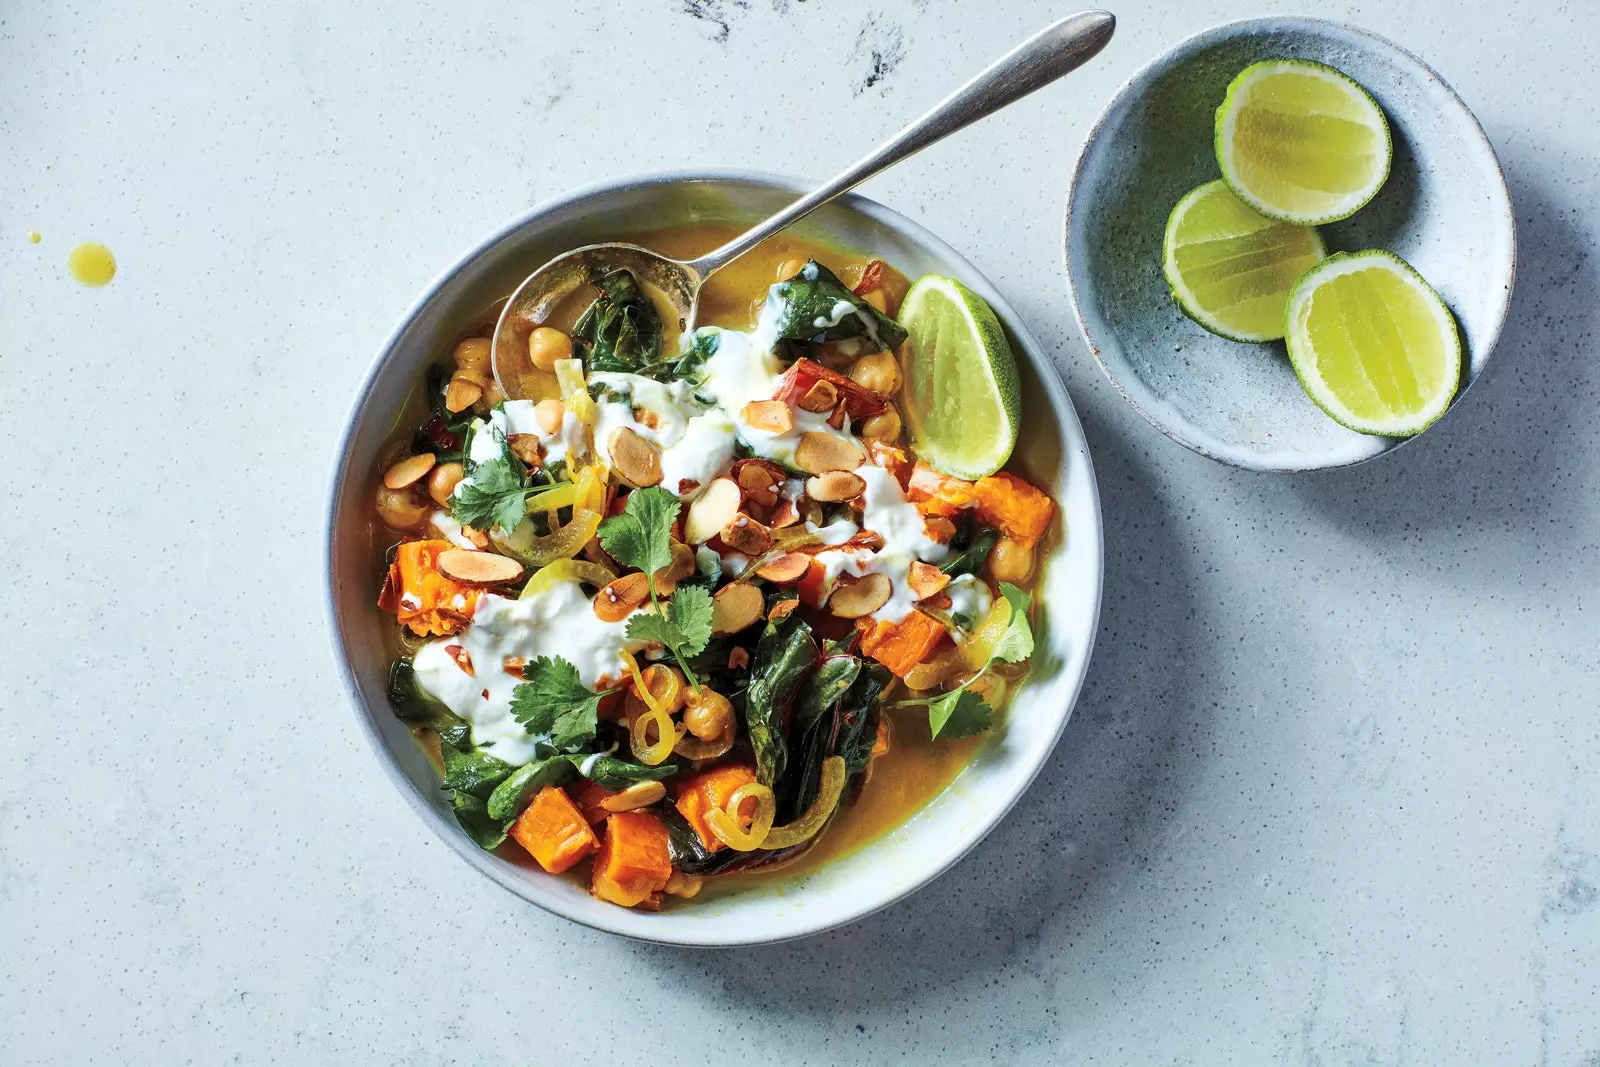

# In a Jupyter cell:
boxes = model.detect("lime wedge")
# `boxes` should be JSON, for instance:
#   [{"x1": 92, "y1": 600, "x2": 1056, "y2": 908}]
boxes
[
  {"x1": 898, "y1": 275, "x2": 1021, "y2": 479},
  {"x1": 1285, "y1": 250, "x2": 1461, "y2": 436},
  {"x1": 1215, "y1": 59, "x2": 1391, "y2": 225},
  {"x1": 1162, "y1": 179, "x2": 1327, "y2": 342}
]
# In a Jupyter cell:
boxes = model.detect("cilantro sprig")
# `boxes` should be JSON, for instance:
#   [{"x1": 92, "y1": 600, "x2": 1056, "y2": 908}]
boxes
[
  {"x1": 597, "y1": 486, "x2": 712, "y2": 687},
  {"x1": 899, "y1": 582, "x2": 1035, "y2": 740},
  {"x1": 508, "y1": 656, "x2": 603, "y2": 752},
  {"x1": 449, "y1": 427, "x2": 568, "y2": 533}
]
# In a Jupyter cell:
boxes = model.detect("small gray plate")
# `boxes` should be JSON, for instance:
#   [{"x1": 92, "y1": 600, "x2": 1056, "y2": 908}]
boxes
[{"x1": 1065, "y1": 16, "x2": 1516, "y2": 471}]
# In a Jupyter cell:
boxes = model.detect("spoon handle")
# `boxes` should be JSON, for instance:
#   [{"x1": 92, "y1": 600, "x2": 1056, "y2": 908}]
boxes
[{"x1": 686, "y1": 10, "x2": 1115, "y2": 280}]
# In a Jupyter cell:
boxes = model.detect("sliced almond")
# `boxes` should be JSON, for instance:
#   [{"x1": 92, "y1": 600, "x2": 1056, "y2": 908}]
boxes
[
  {"x1": 721, "y1": 513, "x2": 773, "y2": 556},
  {"x1": 728, "y1": 647, "x2": 751, "y2": 670},
  {"x1": 506, "y1": 434, "x2": 544, "y2": 468},
  {"x1": 797, "y1": 379, "x2": 839, "y2": 413},
  {"x1": 444, "y1": 377, "x2": 482, "y2": 412},
  {"x1": 582, "y1": 536, "x2": 617, "y2": 570},
  {"x1": 445, "y1": 645, "x2": 475, "y2": 676},
  {"x1": 767, "y1": 597, "x2": 800, "y2": 621},
  {"x1": 502, "y1": 656, "x2": 527, "y2": 679},
  {"x1": 600, "y1": 780, "x2": 667, "y2": 813},
  {"x1": 632, "y1": 407, "x2": 665, "y2": 432},
  {"x1": 653, "y1": 541, "x2": 695, "y2": 594},
  {"x1": 827, "y1": 572, "x2": 892, "y2": 618},
  {"x1": 794, "y1": 432, "x2": 866, "y2": 474},
  {"x1": 608, "y1": 427, "x2": 663, "y2": 488},
  {"x1": 767, "y1": 497, "x2": 800, "y2": 528},
  {"x1": 383, "y1": 453, "x2": 437, "y2": 490},
  {"x1": 923, "y1": 516, "x2": 957, "y2": 544},
  {"x1": 437, "y1": 549, "x2": 524, "y2": 586},
  {"x1": 594, "y1": 571, "x2": 651, "y2": 623},
  {"x1": 741, "y1": 399, "x2": 794, "y2": 435},
  {"x1": 908, "y1": 560, "x2": 952, "y2": 600},
  {"x1": 805, "y1": 470, "x2": 866, "y2": 503},
  {"x1": 755, "y1": 552, "x2": 811, "y2": 583},
  {"x1": 734, "y1": 459, "x2": 785, "y2": 510},
  {"x1": 683, "y1": 477, "x2": 741, "y2": 544},
  {"x1": 674, "y1": 477, "x2": 701, "y2": 497},
  {"x1": 462, "y1": 525, "x2": 490, "y2": 549},
  {"x1": 711, "y1": 581, "x2": 765, "y2": 636}
]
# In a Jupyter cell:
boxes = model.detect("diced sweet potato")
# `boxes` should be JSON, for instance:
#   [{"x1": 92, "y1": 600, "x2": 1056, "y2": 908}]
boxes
[
  {"x1": 568, "y1": 779, "x2": 616, "y2": 825},
  {"x1": 382, "y1": 539, "x2": 481, "y2": 637},
  {"x1": 906, "y1": 464, "x2": 978, "y2": 517},
  {"x1": 510, "y1": 785, "x2": 598, "y2": 874},
  {"x1": 973, "y1": 472, "x2": 1054, "y2": 550},
  {"x1": 674, "y1": 764, "x2": 758, "y2": 852},
  {"x1": 796, "y1": 557, "x2": 830, "y2": 608},
  {"x1": 590, "y1": 810, "x2": 673, "y2": 908},
  {"x1": 858, "y1": 610, "x2": 949, "y2": 678}
]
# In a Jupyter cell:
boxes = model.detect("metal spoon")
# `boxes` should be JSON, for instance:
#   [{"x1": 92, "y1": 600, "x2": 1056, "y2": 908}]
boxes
[{"x1": 491, "y1": 9, "x2": 1116, "y2": 401}]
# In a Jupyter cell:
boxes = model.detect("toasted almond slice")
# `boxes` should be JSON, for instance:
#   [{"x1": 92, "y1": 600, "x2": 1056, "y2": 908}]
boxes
[
  {"x1": 734, "y1": 460, "x2": 783, "y2": 509},
  {"x1": 654, "y1": 541, "x2": 695, "y2": 594},
  {"x1": 923, "y1": 516, "x2": 957, "y2": 544},
  {"x1": 768, "y1": 597, "x2": 800, "y2": 621},
  {"x1": 728, "y1": 647, "x2": 751, "y2": 670},
  {"x1": 437, "y1": 549, "x2": 524, "y2": 585},
  {"x1": 506, "y1": 434, "x2": 544, "y2": 467},
  {"x1": 445, "y1": 644, "x2": 475, "y2": 676},
  {"x1": 383, "y1": 453, "x2": 437, "y2": 490},
  {"x1": 767, "y1": 497, "x2": 800, "y2": 528},
  {"x1": 827, "y1": 572, "x2": 892, "y2": 618},
  {"x1": 805, "y1": 470, "x2": 866, "y2": 503},
  {"x1": 908, "y1": 560, "x2": 952, "y2": 600},
  {"x1": 462, "y1": 525, "x2": 490, "y2": 549},
  {"x1": 502, "y1": 656, "x2": 527, "y2": 679},
  {"x1": 684, "y1": 477, "x2": 742, "y2": 544},
  {"x1": 798, "y1": 379, "x2": 839, "y2": 413},
  {"x1": 741, "y1": 399, "x2": 794, "y2": 434},
  {"x1": 608, "y1": 426, "x2": 663, "y2": 488},
  {"x1": 711, "y1": 581, "x2": 765, "y2": 636},
  {"x1": 755, "y1": 552, "x2": 811, "y2": 583},
  {"x1": 721, "y1": 513, "x2": 773, "y2": 556},
  {"x1": 444, "y1": 377, "x2": 482, "y2": 412},
  {"x1": 600, "y1": 780, "x2": 667, "y2": 813},
  {"x1": 794, "y1": 432, "x2": 866, "y2": 474},
  {"x1": 594, "y1": 572, "x2": 651, "y2": 623}
]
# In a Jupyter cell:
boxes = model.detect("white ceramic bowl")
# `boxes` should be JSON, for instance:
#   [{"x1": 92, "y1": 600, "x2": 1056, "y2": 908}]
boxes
[
  {"x1": 1065, "y1": 17, "x2": 1516, "y2": 471},
  {"x1": 324, "y1": 171, "x2": 1104, "y2": 945}
]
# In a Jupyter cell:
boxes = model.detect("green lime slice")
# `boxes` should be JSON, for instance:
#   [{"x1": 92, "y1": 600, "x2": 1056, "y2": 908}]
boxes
[
  {"x1": 1284, "y1": 250, "x2": 1461, "y2": 436},
  {"x1": 1162, "y1": 179, "x2": 1327, "y2": 342},
  {"x1": 897, "y1": 275, "x2": 1021, "y2": 480},
  {"x1": 1215, "y1": 59, "x2": 1392, "y2": 225}
]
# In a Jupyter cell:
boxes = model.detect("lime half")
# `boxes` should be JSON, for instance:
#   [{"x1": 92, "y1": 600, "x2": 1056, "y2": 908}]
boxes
[
  {"x1": 1215, "y1": 59, "x2": 1392, "y2": 225},
  {"x1": 898, "y1": 275, "x2": 1021, "y2": 480},
  {"x1": 1285, "y1": 250, "x2": 1461, "y2": 436},
  {"x1": 1163, "y1": 179, "x2": 1327, "y2": 342}
]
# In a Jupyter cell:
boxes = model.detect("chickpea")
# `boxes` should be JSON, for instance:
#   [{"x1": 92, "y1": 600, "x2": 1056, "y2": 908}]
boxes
[
  {"x1": 682, "y1": 687, "x2": 735, "y2": 741},
  {"x1": 528, "y1": 327, "x2": 573, "y2": 372},
  {"x1": 987, "y1": 536, "x2": 1035, "y2": 584},
  {"x1": 375, "y1": 484, "x2": 429, "y2": 530},
  {"x1": 850, "y1": 351, "x2": 902, "y2": 396},
  {"x1": 453, "y1": 337, "x2": 492, "y2": 373},
  {"x1": 775, "y1": 257, "x2": 808, "y2": 281},
  {"x1": 860, "y1": 405, "x2": 902, "y2": 442},
  {"x1": 427, "y1": 461, "x2": 465, "y2": 507},
  {"x1": 534, "y1": 398, "x2": 566, "y2": 435}
]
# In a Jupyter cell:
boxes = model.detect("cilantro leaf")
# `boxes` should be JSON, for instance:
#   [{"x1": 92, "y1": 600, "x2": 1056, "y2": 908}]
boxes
[
  {"x1": 990, "y1": 582, "x2": 1035, "y2": 664},
  {"x1": 598, "y1": 486, "x2": 679, "y2": 577},
  {"x1": 928, "y1": 688, "x2": 993, "y2": 740},
  {"x1": 666, "y1": 584, "x2": 713, "y2": 658},
  {"x1": 449, "y1": 454, "x2": 530, "y2": 533},
  {"x1": 508, "y1": 656, "x2": 602, "y2": 753},
  {"x1": 625, "y1": 611, "x2": 683, "y2": 651}
]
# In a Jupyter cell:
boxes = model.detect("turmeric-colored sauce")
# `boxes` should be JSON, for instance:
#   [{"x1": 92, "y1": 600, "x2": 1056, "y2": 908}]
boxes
[{"x1": 68, "y1": 242, "x2": 116, "y2": 286}]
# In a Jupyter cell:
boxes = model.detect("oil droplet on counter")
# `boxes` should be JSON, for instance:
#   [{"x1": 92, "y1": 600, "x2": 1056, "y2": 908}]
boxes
[
  {"x1": 27, "y1": 231, "x2": 42, "y2": 244},
  {"x1": 69, "y1": 242, "x2": 116, "y2": 287}
]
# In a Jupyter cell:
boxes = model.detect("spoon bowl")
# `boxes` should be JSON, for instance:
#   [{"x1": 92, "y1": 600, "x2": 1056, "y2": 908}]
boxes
[{"x1": 490, "y1": 10, "x2": 1115, "y2": 401}]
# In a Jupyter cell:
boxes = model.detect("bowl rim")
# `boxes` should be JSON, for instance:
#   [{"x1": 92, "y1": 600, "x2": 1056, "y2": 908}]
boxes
[
  {"x1": 1062, "y1": 14, "x2": 1518, "y2": 473},
  {"x1": 323, "y1": 167, "x2": 1106, "y2": 946}
]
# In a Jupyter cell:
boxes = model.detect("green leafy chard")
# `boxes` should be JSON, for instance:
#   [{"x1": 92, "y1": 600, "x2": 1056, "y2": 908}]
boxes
[
  {"x1": 743, "y1": 614, "x2": 819, "y2": 786},
  {"x1": 778, "y1": 654, "x2": 863, "y2": 821},
  {"x1": 901, "y1": 582, "x2": 1035, "y2": 741},
  {"x1": 451, "y1": 792, "x2": 509, "y2": 850},
  {"x1": 573, "y1": 269, "x2": 666, "y2": 376},
  {"x1": 764, "y1": 260, "x2": 908, "y2": 353},
  {"x1": 939, "y1": 517, "x2": 1000, "y2": 577},
  {"x1": 575, "y1": 755, "x2": 678, "y2": 792},
  {"x1": 485, "y1": 757, "x2": 574, "y2": 822},
  {"x1": 441, "y1": 745, "x2": 517, "y2": 801}
]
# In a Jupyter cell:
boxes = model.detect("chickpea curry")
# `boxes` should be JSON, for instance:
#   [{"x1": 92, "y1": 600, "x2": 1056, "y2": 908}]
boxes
[{"x1": 374, "y1": 228, "x2": 1054, "y2": 910}]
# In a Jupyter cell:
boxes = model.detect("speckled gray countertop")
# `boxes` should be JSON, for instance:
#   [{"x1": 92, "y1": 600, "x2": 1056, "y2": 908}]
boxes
[{"x1": 2, "y1": 1, "x2": 1595, "y2": 1063}]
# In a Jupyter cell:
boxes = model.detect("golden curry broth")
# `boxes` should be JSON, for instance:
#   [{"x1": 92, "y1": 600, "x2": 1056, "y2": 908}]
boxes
[{"x1": 387, "y1": 223, "x2": 996, "y2": 889}]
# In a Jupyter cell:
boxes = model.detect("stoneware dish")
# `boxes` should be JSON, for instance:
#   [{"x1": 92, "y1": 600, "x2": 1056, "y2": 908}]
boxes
[
  {"x1": 1065, "y1": 17, "x2": 1516, "y2": 471},
  {"x1": 324, "y1": 170, "x2": 1104, "y2": 946}
]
